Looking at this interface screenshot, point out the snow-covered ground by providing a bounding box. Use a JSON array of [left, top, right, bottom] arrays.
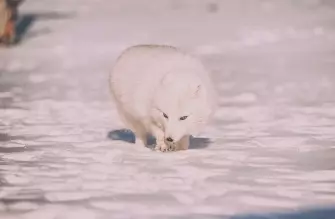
[[1, 0, 335, 218]]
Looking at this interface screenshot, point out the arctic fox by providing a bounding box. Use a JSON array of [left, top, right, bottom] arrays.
[[110, 45, 216, 152]]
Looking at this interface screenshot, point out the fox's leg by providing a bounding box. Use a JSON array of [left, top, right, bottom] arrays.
[[151, 125, 167, 152], [123, 116, 147, 146], [176, 135, 190, 151], [114, 103, 147, 146], [132, 123, 147, 146]]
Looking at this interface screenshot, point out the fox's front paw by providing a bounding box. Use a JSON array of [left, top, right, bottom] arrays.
[[155, 142, 176, 152], [176, 135, 190, 151]]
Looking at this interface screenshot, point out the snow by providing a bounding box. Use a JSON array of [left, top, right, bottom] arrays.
[[1, 0, 335, 218]]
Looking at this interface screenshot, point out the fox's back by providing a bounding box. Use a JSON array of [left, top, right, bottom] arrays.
[[110, 45, 191, 91], [110, 45, 213, 119]]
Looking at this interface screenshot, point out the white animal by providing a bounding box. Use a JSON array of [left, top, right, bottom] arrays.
[[109, 45, 216, 152]]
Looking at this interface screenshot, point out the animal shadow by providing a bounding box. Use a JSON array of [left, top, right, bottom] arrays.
[[107, 129, 212, 150], [229, 206, 335, 219], [14, 11, 74, 44], [189, 135, 212, 149], [107, 129, 136, 144]]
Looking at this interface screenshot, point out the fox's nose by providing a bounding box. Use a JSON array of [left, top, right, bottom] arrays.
[[166, 137, 174, 142]]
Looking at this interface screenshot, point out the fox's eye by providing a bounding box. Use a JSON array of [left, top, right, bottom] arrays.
[[163, 113, 168, 119], [179, 116, 188, 121]]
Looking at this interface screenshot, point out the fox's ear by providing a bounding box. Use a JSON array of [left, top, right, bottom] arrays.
[[194, 85, 201, 97]]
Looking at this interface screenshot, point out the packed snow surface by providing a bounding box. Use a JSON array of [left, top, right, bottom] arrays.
[[1, 0, 335, 218]]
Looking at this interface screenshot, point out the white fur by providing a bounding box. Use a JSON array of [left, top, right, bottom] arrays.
[[110, 45, 217, 152]]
